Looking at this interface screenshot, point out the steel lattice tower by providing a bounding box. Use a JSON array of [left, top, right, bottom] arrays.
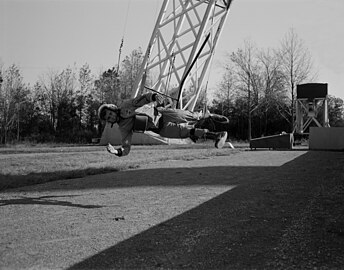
[[132, 0, 233, 111]]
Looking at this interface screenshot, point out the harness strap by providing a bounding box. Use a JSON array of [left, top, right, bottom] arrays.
[[133, 114, 148, 133]]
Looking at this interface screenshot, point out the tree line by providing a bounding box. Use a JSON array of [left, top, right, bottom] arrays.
[[211, 29, 344, 140], [0, 29, 343, 144], [0, 48, 144, 144]]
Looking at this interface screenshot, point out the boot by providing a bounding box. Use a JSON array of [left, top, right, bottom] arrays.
[[205, 131, 228, 149]]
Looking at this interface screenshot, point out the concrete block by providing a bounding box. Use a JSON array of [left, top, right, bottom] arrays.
[[309, 127, 344, 150], [250, 133, 294, 150]]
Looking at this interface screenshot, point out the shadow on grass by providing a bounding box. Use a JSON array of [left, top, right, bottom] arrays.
[[0, 195, 104, 209], [1, 151, 343, 268], [61, 151, 343, 269], [0, 167, 120, 191], [0, 146, 235, 192]]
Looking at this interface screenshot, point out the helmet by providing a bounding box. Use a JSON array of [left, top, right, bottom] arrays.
[[98, 104, 118, 120]]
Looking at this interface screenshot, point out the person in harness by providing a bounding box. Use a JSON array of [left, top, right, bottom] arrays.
[[98, 92, 233, 157]]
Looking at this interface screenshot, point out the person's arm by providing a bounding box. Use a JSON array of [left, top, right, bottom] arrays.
[[131, 93, 164, 108], [106, 128, 133, 157], [106, 144, 124, 156], [119, 129, 133, 156]]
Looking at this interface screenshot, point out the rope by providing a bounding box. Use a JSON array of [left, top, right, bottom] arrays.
[[122, 0, 131, 38], [116, 1, 131, 73], [116, 38, 123, 73]]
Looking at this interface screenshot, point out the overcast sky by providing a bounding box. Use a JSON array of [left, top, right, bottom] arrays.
[[1, 0, 343, 100]]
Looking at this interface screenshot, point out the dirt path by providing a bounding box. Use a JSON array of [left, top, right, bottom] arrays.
[[0, 150, 343, 269]]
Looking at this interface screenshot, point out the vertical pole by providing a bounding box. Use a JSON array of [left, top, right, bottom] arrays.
[[300, 101, 304, 133], [294, 99, 299, 133], [324, 96, 329, 127]]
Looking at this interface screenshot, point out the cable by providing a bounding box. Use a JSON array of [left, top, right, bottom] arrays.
[[116, 0, 131, 73]]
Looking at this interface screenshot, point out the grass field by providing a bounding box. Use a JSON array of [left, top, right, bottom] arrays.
[[1, 142, 344, 269], [0, 142, 245, 191]]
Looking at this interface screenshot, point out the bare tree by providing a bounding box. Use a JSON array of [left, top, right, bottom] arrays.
[[95, 67, 120, 104], [327, 95, 344, 127], [258, 48, 289, 132], [77, 64, 93, 127], [120, 47, 144, 99], [230, 40, 260, 140], [0, 65, 27, 143], [215, 66, 236, 116], [278, 28, 316, 131], [36, 67, 77, 132]]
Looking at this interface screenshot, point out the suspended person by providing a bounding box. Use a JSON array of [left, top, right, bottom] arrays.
[[98, 92, 233, 157]]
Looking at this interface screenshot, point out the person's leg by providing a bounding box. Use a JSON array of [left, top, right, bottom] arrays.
[[159, 122, 228, 149], [194, 114, 234, 149], [159, 122, 194, 138], [192, 128, 228, 149], [158, 108, 201, 125], [195, 114, 229, 132], [203, 130, 228, 149]]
